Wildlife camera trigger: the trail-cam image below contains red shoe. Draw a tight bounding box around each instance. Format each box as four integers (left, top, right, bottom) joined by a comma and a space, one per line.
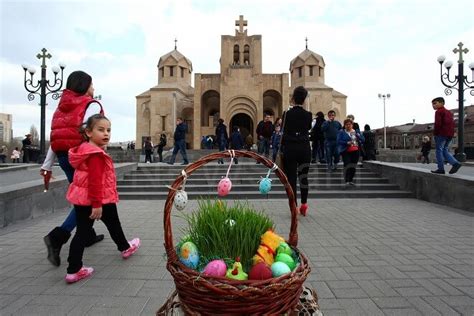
65, 266, 94, 284
299, 203, 308, 216
122, 238, 141, 259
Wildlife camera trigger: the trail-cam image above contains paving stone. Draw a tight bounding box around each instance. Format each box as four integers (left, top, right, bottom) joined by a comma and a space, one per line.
406, 297, 442, 316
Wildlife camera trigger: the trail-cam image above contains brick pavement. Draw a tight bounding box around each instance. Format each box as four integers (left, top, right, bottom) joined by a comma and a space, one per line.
0, 198, 473, 315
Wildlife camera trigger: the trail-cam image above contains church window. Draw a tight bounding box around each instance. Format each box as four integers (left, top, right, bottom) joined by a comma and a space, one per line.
169, 66, 174, 77
244, 44, 250, 65
180, 67, 185, 78
161, 116, 166, 131
319, 67, 323, 76
161, 67, 164, 78
309, 65, 314, 76
298, 67, 302, 78
233, 45, 240, 65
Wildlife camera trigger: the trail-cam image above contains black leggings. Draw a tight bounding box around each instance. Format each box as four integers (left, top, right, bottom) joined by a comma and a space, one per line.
341, 150, 360, 182
283, 144, 311, 205
67, 204, 130, 274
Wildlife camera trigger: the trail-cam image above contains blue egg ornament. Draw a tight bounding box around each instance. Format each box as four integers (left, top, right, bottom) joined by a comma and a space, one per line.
259, 177, 272, 194
179, 241, 200, 269
271, 261, 291, 277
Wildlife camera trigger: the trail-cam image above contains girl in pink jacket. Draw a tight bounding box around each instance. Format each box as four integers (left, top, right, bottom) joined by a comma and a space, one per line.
65, 114, 140, 283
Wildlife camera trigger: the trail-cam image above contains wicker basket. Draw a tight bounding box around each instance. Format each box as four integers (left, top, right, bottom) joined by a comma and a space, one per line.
163, 150, 311, 315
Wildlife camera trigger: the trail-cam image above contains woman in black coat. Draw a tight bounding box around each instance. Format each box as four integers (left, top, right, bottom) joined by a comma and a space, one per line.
281, 86, 313, 216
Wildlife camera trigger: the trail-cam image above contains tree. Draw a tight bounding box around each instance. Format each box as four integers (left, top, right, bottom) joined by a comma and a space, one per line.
29, 125, 39, 145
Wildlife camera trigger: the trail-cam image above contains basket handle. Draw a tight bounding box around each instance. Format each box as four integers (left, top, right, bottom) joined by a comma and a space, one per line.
163, 150, 299, 263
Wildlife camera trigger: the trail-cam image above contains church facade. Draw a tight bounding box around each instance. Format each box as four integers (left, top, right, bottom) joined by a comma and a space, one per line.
136, 15, 347, 149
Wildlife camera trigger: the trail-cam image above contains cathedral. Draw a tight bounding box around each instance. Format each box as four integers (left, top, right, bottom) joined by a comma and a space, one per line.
136, 15, 347, 149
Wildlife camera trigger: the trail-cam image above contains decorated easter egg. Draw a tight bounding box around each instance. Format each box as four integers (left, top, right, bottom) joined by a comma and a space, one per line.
225, 262, 248, 280
179, 241, 199, 269
276, 242, 293, 257
248, 262, 273, 280
275, 253, 296, 271
259, 177, 272, 194
174, 190, 188, 211
271, 261, 291, 277
225, 218, 236, 227
217, 177, 232, 196
202, 259, 227, 277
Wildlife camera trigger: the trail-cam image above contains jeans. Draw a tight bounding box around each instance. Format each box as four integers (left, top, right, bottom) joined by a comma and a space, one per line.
325, 140, 339, 170
58, 154, 76, 232
434, 136, 459, 171
311, 139, 325, 162
258, 138, 271, 157
218, 139, 227, 163
169, 139, 189, 164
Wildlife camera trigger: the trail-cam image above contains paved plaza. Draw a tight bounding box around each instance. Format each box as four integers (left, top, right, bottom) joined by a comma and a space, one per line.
0, 197, 473, 315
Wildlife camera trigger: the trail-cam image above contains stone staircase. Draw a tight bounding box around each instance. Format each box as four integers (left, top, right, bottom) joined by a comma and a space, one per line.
117, 160, 413, 200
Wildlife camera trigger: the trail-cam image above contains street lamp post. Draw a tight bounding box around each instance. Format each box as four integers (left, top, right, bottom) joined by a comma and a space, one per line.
22, 48, 65, 157
378, 93, 391, 149
437, 42, 474, 162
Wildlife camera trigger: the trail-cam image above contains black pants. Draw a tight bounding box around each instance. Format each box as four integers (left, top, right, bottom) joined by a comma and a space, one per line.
157, 146, 164, 162
341, 150, 360, 182
422, 152, 430, 164
67, 204, 130, 274
145, 149, 152, 163
283, 144, 311, 204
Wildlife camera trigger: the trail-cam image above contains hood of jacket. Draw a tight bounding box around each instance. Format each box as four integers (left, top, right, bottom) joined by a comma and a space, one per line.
68, 142, 105, 169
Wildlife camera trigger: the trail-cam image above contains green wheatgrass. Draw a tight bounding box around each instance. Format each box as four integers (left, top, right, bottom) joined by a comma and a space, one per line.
180, 199, 274, 272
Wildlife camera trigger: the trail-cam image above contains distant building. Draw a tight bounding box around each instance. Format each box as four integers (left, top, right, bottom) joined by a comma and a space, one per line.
0, 113, 13, 143
374, 104, 474, 150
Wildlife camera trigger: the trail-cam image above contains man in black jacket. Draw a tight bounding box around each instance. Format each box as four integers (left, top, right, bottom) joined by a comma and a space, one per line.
256, 114, 274, 160
168, 118, 189, 165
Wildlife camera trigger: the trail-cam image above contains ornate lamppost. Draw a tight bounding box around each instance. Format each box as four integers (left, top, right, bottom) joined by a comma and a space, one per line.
437, 42, 474, 162
22, 48, 65, 157
378, 93, 391, 149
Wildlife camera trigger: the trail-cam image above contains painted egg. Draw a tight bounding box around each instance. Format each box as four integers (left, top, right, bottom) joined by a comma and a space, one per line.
202, 259, 227, 277
174, 190, 188, 211
179, 241, 199, 269
217, 177, 232, 196
259, 177, 272, 194
275, 253, 296, 271
225, 219, 236, 227
248, 262, 273, 280
276, 242, 293, 257
271, 261, 291, 277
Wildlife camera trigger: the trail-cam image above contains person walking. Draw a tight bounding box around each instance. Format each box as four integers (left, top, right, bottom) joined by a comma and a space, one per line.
362, 124, 376, 161
337, 118, 364, 186
21, 134, 32, 163
310, 111, 326, 164
41, 70, 105, 267
230, 126, 244, 164
256, 114, 274, 161
65, 114, 140, 283
0, 145, 7, 163
168, 117, 189, 165
321, 110, 342, 171
282, 86, 313, 216
215, 118, 229, 164
271, 125, 282, 162
420, 136, 431, 164
157, 133, 167, 162
143, 137, 153, 163
431, 97, 461, 174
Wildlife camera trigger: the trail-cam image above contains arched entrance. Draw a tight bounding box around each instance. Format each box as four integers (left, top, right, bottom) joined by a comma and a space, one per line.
230, 113, 253, 143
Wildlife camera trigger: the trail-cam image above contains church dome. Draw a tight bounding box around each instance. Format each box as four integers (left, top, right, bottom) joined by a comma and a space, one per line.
289, 49, 325, 70
158, 49, 193, 72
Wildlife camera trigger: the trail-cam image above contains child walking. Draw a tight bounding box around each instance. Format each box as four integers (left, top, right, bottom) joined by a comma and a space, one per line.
420, 136, 431, 164
65, 114, 140, 283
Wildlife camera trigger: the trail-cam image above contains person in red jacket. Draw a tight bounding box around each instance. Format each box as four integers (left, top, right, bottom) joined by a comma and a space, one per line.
41, 71, 105, 267
431, 97, 461, 174
65, 114, 140, 283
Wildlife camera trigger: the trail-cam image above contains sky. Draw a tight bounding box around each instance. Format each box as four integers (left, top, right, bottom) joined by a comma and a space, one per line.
1, 0, 473, 142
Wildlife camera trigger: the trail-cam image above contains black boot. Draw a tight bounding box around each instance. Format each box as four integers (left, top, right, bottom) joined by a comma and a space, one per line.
84, 228, 105, 247
43, 226, 71, 267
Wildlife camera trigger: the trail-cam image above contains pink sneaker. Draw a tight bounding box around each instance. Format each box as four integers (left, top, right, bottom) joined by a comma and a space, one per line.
299, 203, 308, 216
122, 238, 141, 259
65, 266, 94, 284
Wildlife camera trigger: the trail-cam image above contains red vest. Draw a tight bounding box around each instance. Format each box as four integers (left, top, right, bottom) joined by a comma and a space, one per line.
50, 89, 103, 152
66, 142, 118, 206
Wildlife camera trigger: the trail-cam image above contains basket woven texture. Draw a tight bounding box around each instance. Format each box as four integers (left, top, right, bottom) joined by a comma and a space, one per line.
163, 150, 311, 315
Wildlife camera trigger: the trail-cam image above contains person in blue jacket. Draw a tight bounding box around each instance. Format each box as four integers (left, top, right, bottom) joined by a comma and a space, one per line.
168, 118, 189, 165
321, 110, 342, 171
337, 118, 364, 186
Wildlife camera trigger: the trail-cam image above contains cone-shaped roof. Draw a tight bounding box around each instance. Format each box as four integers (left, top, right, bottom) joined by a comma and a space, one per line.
158, 49, 193, 72
289, 49, 325, 70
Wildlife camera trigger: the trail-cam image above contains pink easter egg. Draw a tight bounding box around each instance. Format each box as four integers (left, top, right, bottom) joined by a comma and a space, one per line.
203, 259, 227, 277
217, 177, 232, 196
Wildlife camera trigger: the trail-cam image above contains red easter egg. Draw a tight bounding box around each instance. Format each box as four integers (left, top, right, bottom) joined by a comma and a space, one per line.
248, 262, 273, 280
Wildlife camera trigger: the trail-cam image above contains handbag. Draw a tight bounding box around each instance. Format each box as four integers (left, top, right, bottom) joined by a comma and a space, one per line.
275, 111, 288, 169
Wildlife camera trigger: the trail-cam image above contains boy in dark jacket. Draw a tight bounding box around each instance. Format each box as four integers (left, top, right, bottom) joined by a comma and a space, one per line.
230, 126, 244, 164
168, 118, 189, 165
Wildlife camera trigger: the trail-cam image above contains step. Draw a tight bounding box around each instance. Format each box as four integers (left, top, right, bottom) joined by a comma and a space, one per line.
117, 177, 391, 186
118, 190, 414, 200
125, 170, 379, 178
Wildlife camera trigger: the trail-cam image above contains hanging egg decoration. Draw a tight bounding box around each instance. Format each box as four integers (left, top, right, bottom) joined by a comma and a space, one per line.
179, 241, 200, 269
259, 177, 272, 194
174, 190, 188, 210
202, 259, 227, 277
217, 177, 232, 196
